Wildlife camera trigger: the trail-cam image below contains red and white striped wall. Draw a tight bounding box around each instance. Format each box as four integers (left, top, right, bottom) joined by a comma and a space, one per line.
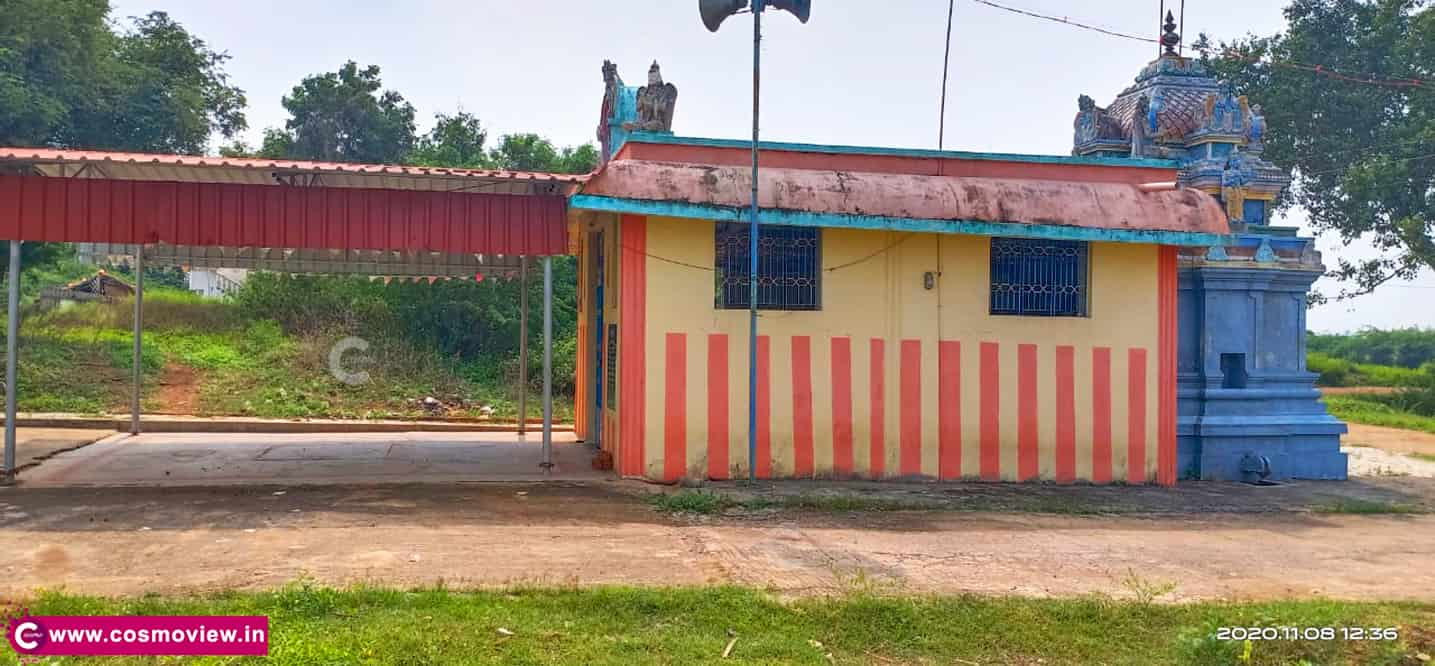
606, 216, 1178, 485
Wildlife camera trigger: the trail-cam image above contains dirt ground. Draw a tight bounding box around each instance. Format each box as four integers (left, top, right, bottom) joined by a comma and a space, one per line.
150, 364, 201, 415
1346, 422, 1435, 457
1, 482, 1432, 602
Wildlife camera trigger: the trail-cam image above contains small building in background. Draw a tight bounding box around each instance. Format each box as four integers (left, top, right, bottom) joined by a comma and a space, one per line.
39, 270, 134, 310
187, 267, 248, 298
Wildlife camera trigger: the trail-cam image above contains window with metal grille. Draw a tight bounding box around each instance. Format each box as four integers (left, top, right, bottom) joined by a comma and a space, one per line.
606, 323, 618, 409
715, 223, 821, 310
989, 237, 1090, 317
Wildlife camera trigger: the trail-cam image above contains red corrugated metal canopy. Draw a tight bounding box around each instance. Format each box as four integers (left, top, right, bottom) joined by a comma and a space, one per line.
0, 148, 584, 256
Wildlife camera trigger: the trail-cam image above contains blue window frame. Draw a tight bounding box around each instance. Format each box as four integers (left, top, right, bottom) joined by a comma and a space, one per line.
989, 237, 1090, 317
715, 223, 821, 310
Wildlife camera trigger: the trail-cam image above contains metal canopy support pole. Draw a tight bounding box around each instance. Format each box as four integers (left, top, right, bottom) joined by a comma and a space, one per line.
130, 247, 144, 435
518, 256, 529, 435
540, 256, 554, 469
747, 1, 763, 481
4, 240, 21, 483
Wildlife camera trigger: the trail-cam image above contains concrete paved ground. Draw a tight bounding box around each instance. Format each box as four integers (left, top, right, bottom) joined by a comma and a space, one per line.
17, 431, 607, 486
2, 428, 112, 474
0, 483, 1430, 601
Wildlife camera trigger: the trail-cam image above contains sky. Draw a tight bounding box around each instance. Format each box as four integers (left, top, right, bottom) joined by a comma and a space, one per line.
110, 0, 1435, 333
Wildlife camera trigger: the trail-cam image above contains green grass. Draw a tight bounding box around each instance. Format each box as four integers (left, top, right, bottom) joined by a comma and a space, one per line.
8, 585, 1432, 665
648, 490, 935, 515
1313, 498, 1425, 515
1325, 395, 1435, 434
1308, 352, 1427, 387
7, 298, 574, 421
1410, 452, 1435, 463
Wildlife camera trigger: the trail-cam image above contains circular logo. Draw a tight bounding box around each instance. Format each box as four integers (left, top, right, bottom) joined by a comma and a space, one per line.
328, 336, 372, 386
10, 618, 46, 652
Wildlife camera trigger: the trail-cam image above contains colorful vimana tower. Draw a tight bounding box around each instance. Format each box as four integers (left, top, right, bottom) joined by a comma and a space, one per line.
1071, 14, 1347, 481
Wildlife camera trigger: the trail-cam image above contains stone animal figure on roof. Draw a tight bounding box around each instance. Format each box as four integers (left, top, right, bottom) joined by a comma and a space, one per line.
624, 62, 678, 133
1073, 95, 1125, 146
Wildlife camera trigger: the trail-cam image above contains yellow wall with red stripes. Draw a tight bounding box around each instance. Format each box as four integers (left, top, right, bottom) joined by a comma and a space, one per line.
627, 215, 1172, 484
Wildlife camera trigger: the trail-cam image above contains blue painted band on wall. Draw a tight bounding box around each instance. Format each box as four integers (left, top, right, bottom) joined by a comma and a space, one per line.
571, 194, 1229, 247
625, 131, 1182, 170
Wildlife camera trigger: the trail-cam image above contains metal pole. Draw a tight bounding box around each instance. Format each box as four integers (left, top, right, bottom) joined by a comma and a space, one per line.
518, 256, 529, 434
1178, 0, 1186, 56
1158, 1, 1165, 58
4, 241, 20, 482
541, 256, 553, 469
939, 0, 956, 150
130, 247, 143, 435
748, 1, 763, 481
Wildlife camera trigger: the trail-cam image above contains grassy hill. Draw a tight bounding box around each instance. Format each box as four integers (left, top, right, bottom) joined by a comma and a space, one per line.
3, 256, 576, 422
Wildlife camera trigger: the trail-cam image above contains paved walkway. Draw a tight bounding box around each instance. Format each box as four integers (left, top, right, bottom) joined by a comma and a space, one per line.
0, 484, 1429, 601
17, 432, 606, 486
2, 412, 569, 433
2, 428, 112, 474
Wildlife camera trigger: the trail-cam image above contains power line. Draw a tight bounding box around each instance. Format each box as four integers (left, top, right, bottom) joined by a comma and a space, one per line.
972, 0, 1156, 43
1302, 152, 1435, 177
1286, 137, 1433, 164
939, 0, 956, 150
971, 0, 1427, 89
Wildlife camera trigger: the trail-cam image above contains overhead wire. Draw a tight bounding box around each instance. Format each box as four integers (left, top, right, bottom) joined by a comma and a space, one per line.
971, 0, 1426, 89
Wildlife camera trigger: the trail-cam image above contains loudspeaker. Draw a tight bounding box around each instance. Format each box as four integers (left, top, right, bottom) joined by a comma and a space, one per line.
767, 0, 811, 23
699, 0, 749, 32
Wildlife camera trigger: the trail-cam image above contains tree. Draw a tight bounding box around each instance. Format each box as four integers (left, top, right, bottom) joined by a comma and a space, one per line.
0, 3, 245, 153
263, 62, 416, 164
66, 11, 247, 154
0, 0, 110, 147
489, 133, 598, 174
410, 111, 490, 168
2, 3, 245, 276
1196, 0, 1434, 298
409, 114, 599, 174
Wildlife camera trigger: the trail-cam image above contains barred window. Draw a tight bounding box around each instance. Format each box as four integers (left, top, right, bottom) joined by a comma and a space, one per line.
715, 223, 821, 310
989, 237, 1090, 317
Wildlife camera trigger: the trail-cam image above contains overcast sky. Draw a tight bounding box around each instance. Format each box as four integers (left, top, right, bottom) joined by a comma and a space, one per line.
111, 0, 1435, 332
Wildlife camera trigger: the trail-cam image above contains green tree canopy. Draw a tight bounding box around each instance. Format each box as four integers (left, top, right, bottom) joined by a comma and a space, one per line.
1197, 0, 1434, 298
260, 61, 416, 164
489, 133, 597, 175
0, 2, 246, 153
410, 111, 490, 168
408, 113, 598, 175
2, 1, 245, 272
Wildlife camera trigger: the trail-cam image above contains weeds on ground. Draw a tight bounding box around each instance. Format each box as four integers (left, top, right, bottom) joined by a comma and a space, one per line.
1117, 568, 1178, 605
649, 490, 935, 515
648, 490, 735, 515
1313, 498, 1424, 515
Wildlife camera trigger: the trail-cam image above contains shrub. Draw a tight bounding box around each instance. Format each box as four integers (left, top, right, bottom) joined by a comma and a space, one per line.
1308, 327, 1435, 369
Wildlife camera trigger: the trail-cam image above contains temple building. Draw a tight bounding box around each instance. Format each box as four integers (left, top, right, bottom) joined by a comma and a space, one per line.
1071, 15, 1347, 481
570, 61, 1220, 485
567, 14, 1346, 485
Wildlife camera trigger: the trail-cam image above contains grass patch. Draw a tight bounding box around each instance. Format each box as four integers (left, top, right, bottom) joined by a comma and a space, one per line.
12, 585, 1434, 665
1325, 396, 1435, 434
1313, 498, 1424, 515
648, 490, 736, 514
650, 490, 960, 515
1409, 452, 1435, 463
